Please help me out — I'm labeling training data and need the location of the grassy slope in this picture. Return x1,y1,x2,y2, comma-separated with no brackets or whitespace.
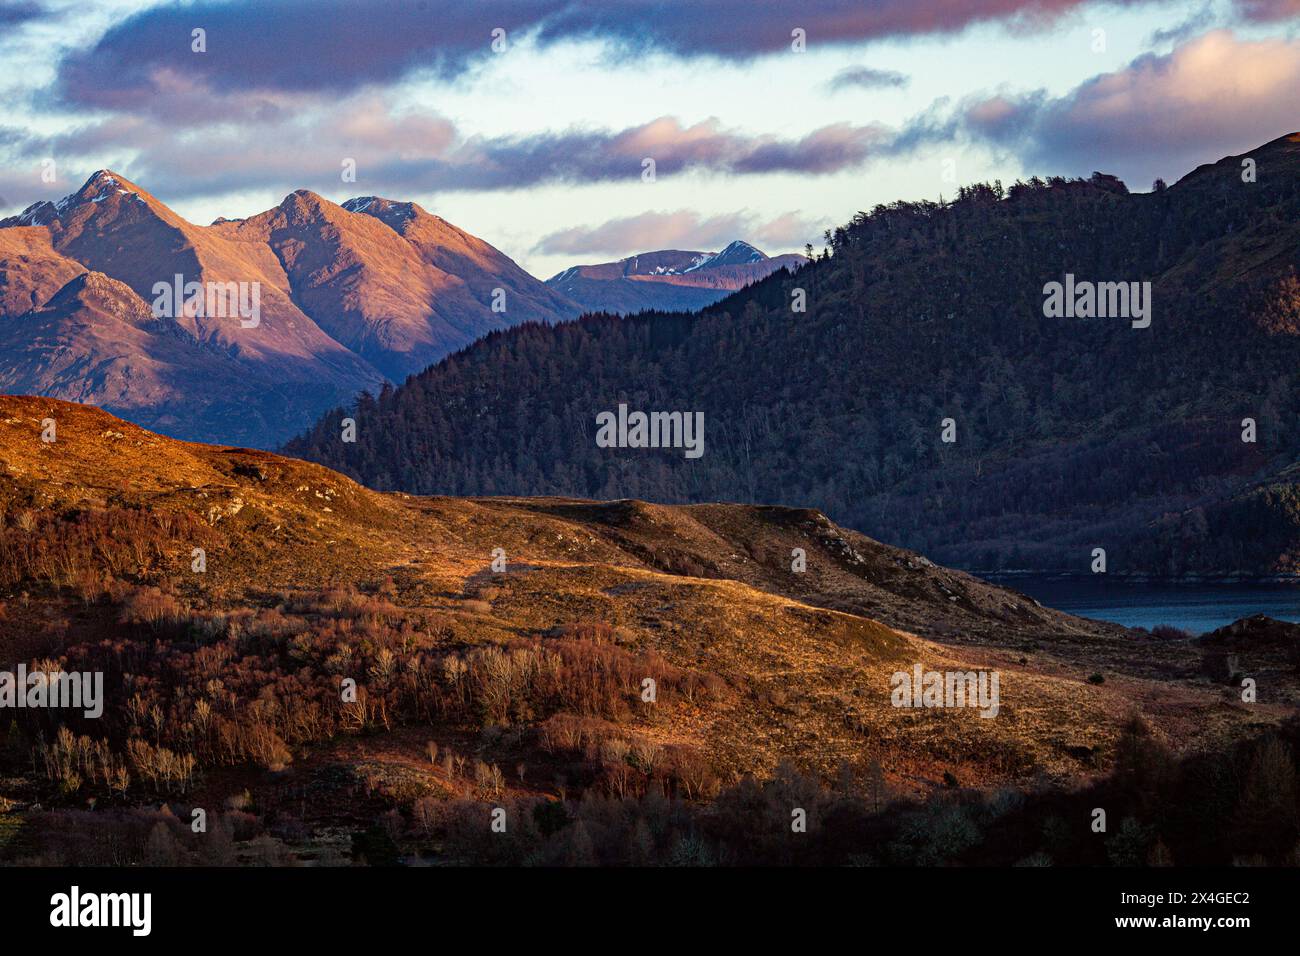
1,396,1291,807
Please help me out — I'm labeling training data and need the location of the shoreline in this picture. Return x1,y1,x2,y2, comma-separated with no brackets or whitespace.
976,570,1300,586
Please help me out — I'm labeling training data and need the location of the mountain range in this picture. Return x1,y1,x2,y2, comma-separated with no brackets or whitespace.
546,240,806,314
286,132,1300,580
0,171,592,446
0,173,800,448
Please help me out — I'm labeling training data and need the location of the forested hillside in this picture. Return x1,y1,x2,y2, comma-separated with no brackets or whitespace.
287,134,1300,577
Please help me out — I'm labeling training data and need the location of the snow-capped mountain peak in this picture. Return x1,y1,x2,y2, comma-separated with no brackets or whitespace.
687,240,765,271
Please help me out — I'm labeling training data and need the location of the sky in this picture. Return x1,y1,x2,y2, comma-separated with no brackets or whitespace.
1,0,1298,278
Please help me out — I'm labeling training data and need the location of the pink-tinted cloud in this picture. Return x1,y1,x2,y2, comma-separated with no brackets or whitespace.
0,92,456,206
534,208,824,256
955,30,1300,186
458,117,892,185
1234,0,1300,21
3,105,892,208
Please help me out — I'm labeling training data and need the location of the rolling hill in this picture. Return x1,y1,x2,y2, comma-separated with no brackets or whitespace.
3,397,1296,865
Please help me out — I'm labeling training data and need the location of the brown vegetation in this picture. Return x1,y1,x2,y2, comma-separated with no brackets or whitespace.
1,397,1297,866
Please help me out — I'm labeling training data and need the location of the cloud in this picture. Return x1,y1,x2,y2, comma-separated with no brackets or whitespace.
1233,0,1300,22
17,3,1296,213
536,211,748,255
952,30,1300,186
0,166,54,215
417,115,895,186
536,0,1147,58
54,0,557,110
0,91,458,204
750,211,830,249
49,0,1158,110
415,115,893,189
32,0,1300,117
1147,2,1216,45
5,109,894,205
828,66,909,91
0,1,44,27
534,208,824,257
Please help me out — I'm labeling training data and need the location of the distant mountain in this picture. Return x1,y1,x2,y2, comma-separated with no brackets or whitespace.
287,133,1300,579
547,240,807,314
0,171,580,446
694,239,770,268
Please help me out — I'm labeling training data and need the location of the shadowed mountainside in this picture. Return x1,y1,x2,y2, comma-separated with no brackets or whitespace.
288,133,1300,579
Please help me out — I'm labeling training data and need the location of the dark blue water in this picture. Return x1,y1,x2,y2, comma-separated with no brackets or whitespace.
997,577,1300,635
